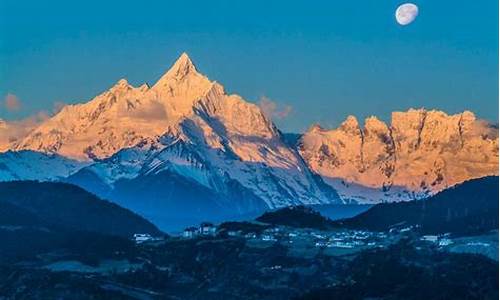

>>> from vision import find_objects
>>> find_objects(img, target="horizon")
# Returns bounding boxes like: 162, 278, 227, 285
1, 0, 498, 132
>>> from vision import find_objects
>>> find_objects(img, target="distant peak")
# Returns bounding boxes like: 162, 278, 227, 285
110, 79, 132, 92
116, 78, 128, 85
364, 116, 387, 128
168, 52, 197, 78
342, 115, 359, 128
152, 52, 202, 89
461, 110, 476, 120
138, 83, 150, 92
308, 123, 324, 133
177, 52, 192, 63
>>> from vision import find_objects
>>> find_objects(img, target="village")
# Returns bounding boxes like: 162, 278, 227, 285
180, 222, 390, 247
131, 221, 491, 259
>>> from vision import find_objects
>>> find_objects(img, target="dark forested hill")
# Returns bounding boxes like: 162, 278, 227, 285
0, 181, 162, 237
256, 205, 335, 230
334, 176, 499, 235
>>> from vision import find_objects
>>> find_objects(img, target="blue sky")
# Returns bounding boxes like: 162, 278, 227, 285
0, 0, 498, 132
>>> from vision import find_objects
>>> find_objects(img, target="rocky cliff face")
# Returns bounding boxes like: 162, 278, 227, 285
299, 109, 498, 203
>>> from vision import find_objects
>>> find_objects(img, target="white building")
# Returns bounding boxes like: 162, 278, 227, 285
133, 233, 154, 244
227, 230, 242, 237
438, 238, 453, 246
183, 227, 198, 238
199, 222, 217, 236
421, 235, 438, 243
261, 235, 277, 242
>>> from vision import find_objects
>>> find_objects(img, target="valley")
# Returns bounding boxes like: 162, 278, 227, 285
1, 211, 497, 299
0, 178, 498, 299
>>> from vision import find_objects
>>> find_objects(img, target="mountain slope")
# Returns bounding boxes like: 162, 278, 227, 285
299, 110, 498, 203
5, 53, 339, 217
0, 181, 161, 237
0, 150, 88, 181
13, 54, 211, 160
333, 176, 499, 235
0, 52, 497, 212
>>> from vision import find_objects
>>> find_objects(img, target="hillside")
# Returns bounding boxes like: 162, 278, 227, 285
0, 181, 162, 237
256, 205, 335, 230
334, 176, 499, 235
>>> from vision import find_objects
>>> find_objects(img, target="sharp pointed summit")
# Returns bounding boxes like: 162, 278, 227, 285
164, 52, 198, 79
151, 52, 211, 98
3, 54, 497, 211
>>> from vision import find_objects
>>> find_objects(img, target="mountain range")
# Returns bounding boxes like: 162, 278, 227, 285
299, 109, 498, 203
0, 53, 497, 226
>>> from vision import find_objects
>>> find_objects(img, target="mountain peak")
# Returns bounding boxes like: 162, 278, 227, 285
110, 78, 132, 92
167, 52, 197, 79
177, 52, 193, 63
116, 78, 129, 85
308, 123, 324, 133
340, 115, 360, 132
364, 116, 387, 130
151, 52, 207, 93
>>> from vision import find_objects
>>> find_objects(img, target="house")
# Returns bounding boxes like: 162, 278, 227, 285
183, 227, 198, 239
199, 222, 216, 236
227, 230, 242, 237
315, 241, 327, 247
438, 238, 453, 246
244, 232, 257, 239
133, 233, 154, 244
261, 234, 277, 242
421, 235, 438, 243
311, 232, 326, 239
330, 241, 354, 248
400, 226, 412, 233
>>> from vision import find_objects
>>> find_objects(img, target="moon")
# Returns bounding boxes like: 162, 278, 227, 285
395, 3, 419, 25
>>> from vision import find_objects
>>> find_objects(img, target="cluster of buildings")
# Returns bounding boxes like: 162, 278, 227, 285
312, 230, 386, 249
420, 234, 453, 247
198, 224, 389, 250
182, 222, 217, 238
132, 233, 162, 244
146, 221, 463, 254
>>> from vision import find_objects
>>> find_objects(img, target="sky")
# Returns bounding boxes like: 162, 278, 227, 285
0, 0, 498, 133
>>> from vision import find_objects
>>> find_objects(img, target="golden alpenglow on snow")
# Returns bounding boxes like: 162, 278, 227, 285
0, 1, 498, 298
299, 109, 498, 203
0, 54, 498, 208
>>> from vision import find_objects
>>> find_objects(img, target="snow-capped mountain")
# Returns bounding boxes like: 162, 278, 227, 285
0, 150, 88, 181
4, 53, 339, 223
299, 109, 499, 203
0, 53, 498, 222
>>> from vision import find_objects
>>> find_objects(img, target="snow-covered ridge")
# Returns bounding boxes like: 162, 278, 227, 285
299, 109, 498, 203
2, 53, 338, 209
12, 53, 212, 160
0, 150, 89, 181
0, 53, 497, 208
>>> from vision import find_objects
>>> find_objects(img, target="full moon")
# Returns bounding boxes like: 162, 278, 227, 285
395, 3, 419, 25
